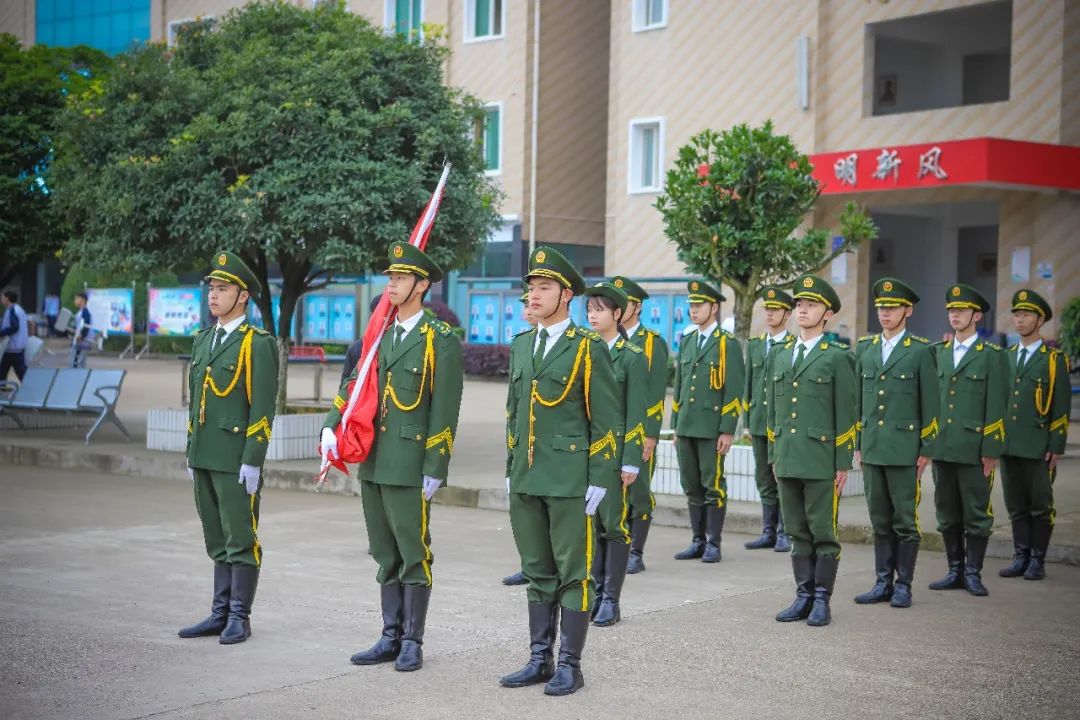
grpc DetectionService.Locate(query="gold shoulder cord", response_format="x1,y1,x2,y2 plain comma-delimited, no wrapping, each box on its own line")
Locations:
199,329,254,425
709,335,727,390
382,327,435,419
644,332,654,370
1034,350,1057,417
528,338,588,467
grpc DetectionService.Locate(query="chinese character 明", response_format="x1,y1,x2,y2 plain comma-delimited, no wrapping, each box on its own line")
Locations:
873,149,902,181
917,146,948,180
834,154,858,186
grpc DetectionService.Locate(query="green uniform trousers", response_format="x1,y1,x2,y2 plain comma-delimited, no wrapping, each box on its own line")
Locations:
1000,455,1056,524
595,482,631,544
932,460,994,538
627,452,657,521
863,463,922,544
193,468,262,568
777,476,840,559
509,493,594,613
361,480,433,587
750,434,779,506
677,436,726,508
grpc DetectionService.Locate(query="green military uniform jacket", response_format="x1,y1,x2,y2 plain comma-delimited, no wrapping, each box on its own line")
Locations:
1004,343,1071,459
767,339,857,480
325,317,463,486
506,322,621,498
628,324,669,439
855,332,939,465
187,323,280,473
929,339,1007,464
671,327,746,438
744,332,794,438
611,338,649,471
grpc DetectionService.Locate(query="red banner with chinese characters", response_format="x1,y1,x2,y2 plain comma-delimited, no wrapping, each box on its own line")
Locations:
810,138,1080,195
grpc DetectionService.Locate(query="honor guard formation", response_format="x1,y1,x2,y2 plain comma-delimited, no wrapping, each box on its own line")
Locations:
178,248,1070,697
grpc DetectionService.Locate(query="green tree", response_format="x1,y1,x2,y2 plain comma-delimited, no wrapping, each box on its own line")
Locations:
0,35,111,287
1059,296,1080,367
53,1,502,412
655,122,878,338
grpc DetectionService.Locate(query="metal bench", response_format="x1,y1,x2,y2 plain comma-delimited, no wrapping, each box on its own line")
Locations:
0,368,58,430
0,367,130,443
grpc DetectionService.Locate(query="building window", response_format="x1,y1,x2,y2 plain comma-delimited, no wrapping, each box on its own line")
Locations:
869,0,1012,117
167,17,214,47
36,0,151,55
474,104,502,175
465,0,504,42
628,118,663,194
632,0,667,32
386,0,423,40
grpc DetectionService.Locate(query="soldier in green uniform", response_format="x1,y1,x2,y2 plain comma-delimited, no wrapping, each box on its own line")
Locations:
584,282,648,627
180,251,279,645
322,241,464,672
999,289,1070,581
671,280,745,564
928,284,1007,597
743,286,795,552
852,278,939,609
503,291,535,588
500,247,620,696
611,276,669,574
767,275,856,627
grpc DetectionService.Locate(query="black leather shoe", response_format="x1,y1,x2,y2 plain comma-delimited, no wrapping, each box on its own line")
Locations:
928,529,966,590
890,542,919,609
500,603,557,688
502,571,528,586
807,556,839,627
773,527,792,553
745,504,778,550
593,542,630,627
626,517,651,574
351,583,403,665
543,609,589,696
178,563,230,638
962,534,989,597
590,538,607,619
776,556,815,622
1024,517,1051,581
220,564,259,644
999,518,1031,578
674,504,707,560
854,537,895,604
701,505,726,563
395,585,431,671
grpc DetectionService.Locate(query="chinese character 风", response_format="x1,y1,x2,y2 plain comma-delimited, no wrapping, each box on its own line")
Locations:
917,146,948,180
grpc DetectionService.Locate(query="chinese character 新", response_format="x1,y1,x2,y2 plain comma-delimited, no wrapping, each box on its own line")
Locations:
834,154,858,186
917,146,948,180
873,148,902,181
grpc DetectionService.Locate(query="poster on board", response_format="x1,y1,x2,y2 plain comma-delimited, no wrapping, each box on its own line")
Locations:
468,293,501,345
148,287,202,336
86,287,134,335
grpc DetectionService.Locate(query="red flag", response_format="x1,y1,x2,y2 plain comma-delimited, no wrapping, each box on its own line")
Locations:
317,164,452,484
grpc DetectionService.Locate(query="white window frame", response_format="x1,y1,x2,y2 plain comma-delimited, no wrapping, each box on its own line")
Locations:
477,102,503,176
384,0,425,41
464,0,505,44
632,0,667,33
627,117,664,194
167,16,213,47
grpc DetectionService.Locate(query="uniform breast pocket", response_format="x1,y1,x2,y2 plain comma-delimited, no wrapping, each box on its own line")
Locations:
614,367,626,384
771,373,787,397
217,417,245,435
807,375,833,396
400,424,426,443
965,369,987,394
889,371,916,394
396,366,423,391
551,435,586,453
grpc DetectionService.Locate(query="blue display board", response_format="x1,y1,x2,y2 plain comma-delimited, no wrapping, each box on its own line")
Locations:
148,287,202,336
87,287,134,335
248,294,281,333
669,294,694,354
503,296,533,343
467,293,502,345
301,294,356,343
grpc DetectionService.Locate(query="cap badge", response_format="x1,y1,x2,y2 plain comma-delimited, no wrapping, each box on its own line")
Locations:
535,251,546,264
614,278,623,288
1018,290,1028,301
217,254,227,266
951,286,961,297
803,278,814,288
882,281,893,292
393,245,404,258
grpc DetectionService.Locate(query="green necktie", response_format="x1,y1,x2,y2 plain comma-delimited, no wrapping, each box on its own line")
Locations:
793,343,807,371
534,328,550,371
394,324,405,348
213,326,226,352
1018,347,1028,370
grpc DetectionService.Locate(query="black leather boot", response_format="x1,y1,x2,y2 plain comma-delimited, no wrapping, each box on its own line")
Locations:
774,514,792,553
674,504,707,559
590,538,607,619
626,517,651,574
593,542,630,627
178,563,230,638
219,564,259,644
745,504,779,549
854,536,895,604
502,571,528,586
890,542,919,608
1024,517,1051,581
807,555,839,627
963,534,989,596
999,518,1031,578
701,505,726,563
928,529,966,590
394,585,431,671
350,583,403,665
543,609,589,696
776,555,815,622
500,603,557,687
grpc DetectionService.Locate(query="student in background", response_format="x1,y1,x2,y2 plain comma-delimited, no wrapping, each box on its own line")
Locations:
0,290,30,381
71,292,93,368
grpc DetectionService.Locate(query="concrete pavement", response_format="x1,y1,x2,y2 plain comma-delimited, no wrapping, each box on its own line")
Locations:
2,467,1079,720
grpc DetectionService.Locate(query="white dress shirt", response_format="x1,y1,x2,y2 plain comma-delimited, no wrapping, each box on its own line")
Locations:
1017,338,1042,369
624,322,641,338
696,321,718,349
211,314,247,351
952,333,977,367
881,329,906,364
393,308,425,343
533,316,572,358
792,333,824,366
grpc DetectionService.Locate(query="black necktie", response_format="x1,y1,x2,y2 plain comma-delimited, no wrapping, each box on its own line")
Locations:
394,324,405,348
793,343,807,371
213,326,226,351
534,328,550,371
1018,347,1028,370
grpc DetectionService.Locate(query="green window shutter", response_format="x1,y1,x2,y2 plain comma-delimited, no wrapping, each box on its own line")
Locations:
485,107,500,170
641,126,655,187
493,0,503,34
474,0,490,37
412,0,422,32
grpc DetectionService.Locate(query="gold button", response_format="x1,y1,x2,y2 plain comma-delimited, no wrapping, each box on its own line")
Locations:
791,397,797,403
878,405,884,410
877,420,884,426
880,374,885,380
821,436,827,441
975,426,981,432
950,390,956,396
949,404,954,409
790,428,796,433
1012,416,1018,421
570,444,577,451
416,434,422,440
951,376,957,382
793,381,799,388
1015,378,1020,384
692,374,697,380
381,426,386,432
714,406,719,411
791,412,797,418
947,418,953,424
909,424,914,430
690,398,695,403
1012,404,1018,409
233,426,239,433
690,386,695,391
878,390,885,396
1013,391,1019,396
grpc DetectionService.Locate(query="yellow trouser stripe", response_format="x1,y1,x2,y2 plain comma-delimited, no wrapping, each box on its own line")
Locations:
420,491,433,585
914,475,922,537
250,494,261,567
581,515,593,612
986,469,995,518
713,451,725,508
619,483,630,541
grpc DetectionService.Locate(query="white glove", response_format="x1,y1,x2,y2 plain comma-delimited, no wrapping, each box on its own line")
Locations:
584,486,607,516
320,427,338,462
505,477,511,495
187,466,194,481
422,475,442,501
239,464,261,495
